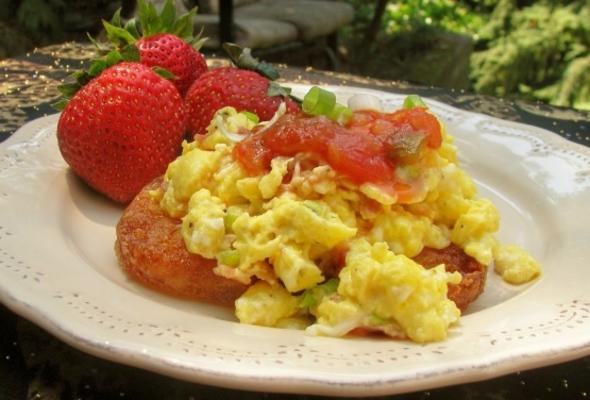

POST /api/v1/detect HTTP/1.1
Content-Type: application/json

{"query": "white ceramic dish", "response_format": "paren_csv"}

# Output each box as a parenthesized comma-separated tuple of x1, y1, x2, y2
(1, 84, 589, 397)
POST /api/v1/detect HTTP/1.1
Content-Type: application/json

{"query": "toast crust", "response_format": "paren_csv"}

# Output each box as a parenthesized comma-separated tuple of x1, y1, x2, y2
(115, 178, 248, 307)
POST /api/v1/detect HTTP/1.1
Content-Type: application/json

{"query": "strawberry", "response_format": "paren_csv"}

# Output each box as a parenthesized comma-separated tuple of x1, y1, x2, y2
(136, 33, 207, 95)
(57, 62, 186, 203)
(99, 0, 208, 96)
(185, 45, 300, 135)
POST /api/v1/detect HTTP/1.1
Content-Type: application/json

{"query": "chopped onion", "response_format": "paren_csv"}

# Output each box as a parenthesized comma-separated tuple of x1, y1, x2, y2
(256, 102, 287, 135)
(347, 94, 383, 112)
(215, 114, 247, 142)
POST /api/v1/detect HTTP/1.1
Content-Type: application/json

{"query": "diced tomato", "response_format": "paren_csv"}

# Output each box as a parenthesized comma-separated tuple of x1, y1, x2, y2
(262, 114, 333, 155)
(233, 135, 272, 175)
(387, 108, 442, 148)
(325, 129, 392, 184)
(233, 108, 443, 199)
(348, 110, 375, 127)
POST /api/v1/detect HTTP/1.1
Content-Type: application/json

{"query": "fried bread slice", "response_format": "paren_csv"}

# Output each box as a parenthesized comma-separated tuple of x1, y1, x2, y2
(115, 178, 248, 307)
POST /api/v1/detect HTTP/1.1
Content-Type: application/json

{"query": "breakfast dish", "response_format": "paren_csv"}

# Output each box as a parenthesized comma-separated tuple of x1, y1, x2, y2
(115, 91, 540, 344)
(0, 86, 589, 396)
(1, 1, 588, 395)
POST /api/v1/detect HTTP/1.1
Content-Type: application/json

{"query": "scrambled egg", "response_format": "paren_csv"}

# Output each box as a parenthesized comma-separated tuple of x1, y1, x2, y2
(494, 244, 541, 284)
(309, 239, 461, 343)
(158, 106, 541, 343)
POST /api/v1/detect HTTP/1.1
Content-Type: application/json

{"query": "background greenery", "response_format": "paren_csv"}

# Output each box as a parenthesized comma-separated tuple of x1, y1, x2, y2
(1, 0, 589, 111)
(342, 0, 590, 111)
(0, 0, 120, 58)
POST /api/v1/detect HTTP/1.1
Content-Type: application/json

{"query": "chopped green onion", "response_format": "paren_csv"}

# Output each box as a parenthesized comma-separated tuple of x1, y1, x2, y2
(298, 278, 340, 310)
(302, 86, 352, 125)
(218, 249, 240, 266)
(328, 103, 353, 125)
(403, 94, 428, 109)
(369, 313, 388, 326)
(322, 278, 339, 293)
(302, 86, 336, 116)
(224, 206, 242, 232)
(241, 111, 259, 124)
(298, 290, 316, 309)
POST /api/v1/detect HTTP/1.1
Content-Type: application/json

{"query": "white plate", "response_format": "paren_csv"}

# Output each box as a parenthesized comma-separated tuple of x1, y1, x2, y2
(1, 84, 590, 397)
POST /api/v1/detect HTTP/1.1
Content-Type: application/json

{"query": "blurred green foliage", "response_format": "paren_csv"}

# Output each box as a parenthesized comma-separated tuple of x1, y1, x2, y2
(15, 0, 66, 43)
(0, 0, 121, 58)
(383, 0, 483, 37)
(341, 0, 484, 89)
(344, 0, 590, 111)
(344, 0, 485, 38)
(471, 0, 590, 111)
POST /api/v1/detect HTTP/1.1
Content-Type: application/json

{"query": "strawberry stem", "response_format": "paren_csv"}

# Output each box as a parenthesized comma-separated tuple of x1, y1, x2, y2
(54, 45, 141, 110)
(135, 0, 200, 44)
(223, 43, 279, 80)
(103, 20, 137, 46)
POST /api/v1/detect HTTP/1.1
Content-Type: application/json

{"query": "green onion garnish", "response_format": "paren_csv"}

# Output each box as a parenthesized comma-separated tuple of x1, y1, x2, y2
(403, 94, 428, 109)
(302, 86, 352, 125)
(241, 111, 260, 124)
(328, 103, 353, 125)
(302, 86, 336, 116)
(218, 249, 240, 267)
(298, 278, 339, 310)
(224, 206, 242, 232)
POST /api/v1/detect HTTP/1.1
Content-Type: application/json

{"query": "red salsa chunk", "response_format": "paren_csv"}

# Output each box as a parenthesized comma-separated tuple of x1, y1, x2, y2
(233, 107, 442, 194)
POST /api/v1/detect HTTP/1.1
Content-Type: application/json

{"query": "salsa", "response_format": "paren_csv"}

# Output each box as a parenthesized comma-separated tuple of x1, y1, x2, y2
(234, 107, 442, 192)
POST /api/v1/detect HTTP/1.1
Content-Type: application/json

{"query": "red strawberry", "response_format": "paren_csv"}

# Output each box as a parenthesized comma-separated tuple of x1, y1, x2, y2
(185, 67, 300, 135)
(136, 33, 207, 96)
(57, 62, 186, 203)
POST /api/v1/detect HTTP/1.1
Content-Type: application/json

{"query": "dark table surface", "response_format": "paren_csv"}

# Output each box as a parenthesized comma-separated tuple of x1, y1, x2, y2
(1, 42, 589, 400)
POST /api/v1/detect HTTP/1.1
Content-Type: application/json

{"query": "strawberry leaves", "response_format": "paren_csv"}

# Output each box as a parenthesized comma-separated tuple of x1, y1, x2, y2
(223, 43, 279, 80)
(103, 20, 137, 47)
(54, 44, 141, 110)
(268, 82, 292, 97)
(222, 43, 301, 103)
(99, 0, 203, 50)
(102, 7, 137, 47)
(152, 66, 177, 80)
(129, 0, 201, 46)
(120, 43, 141, 61)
